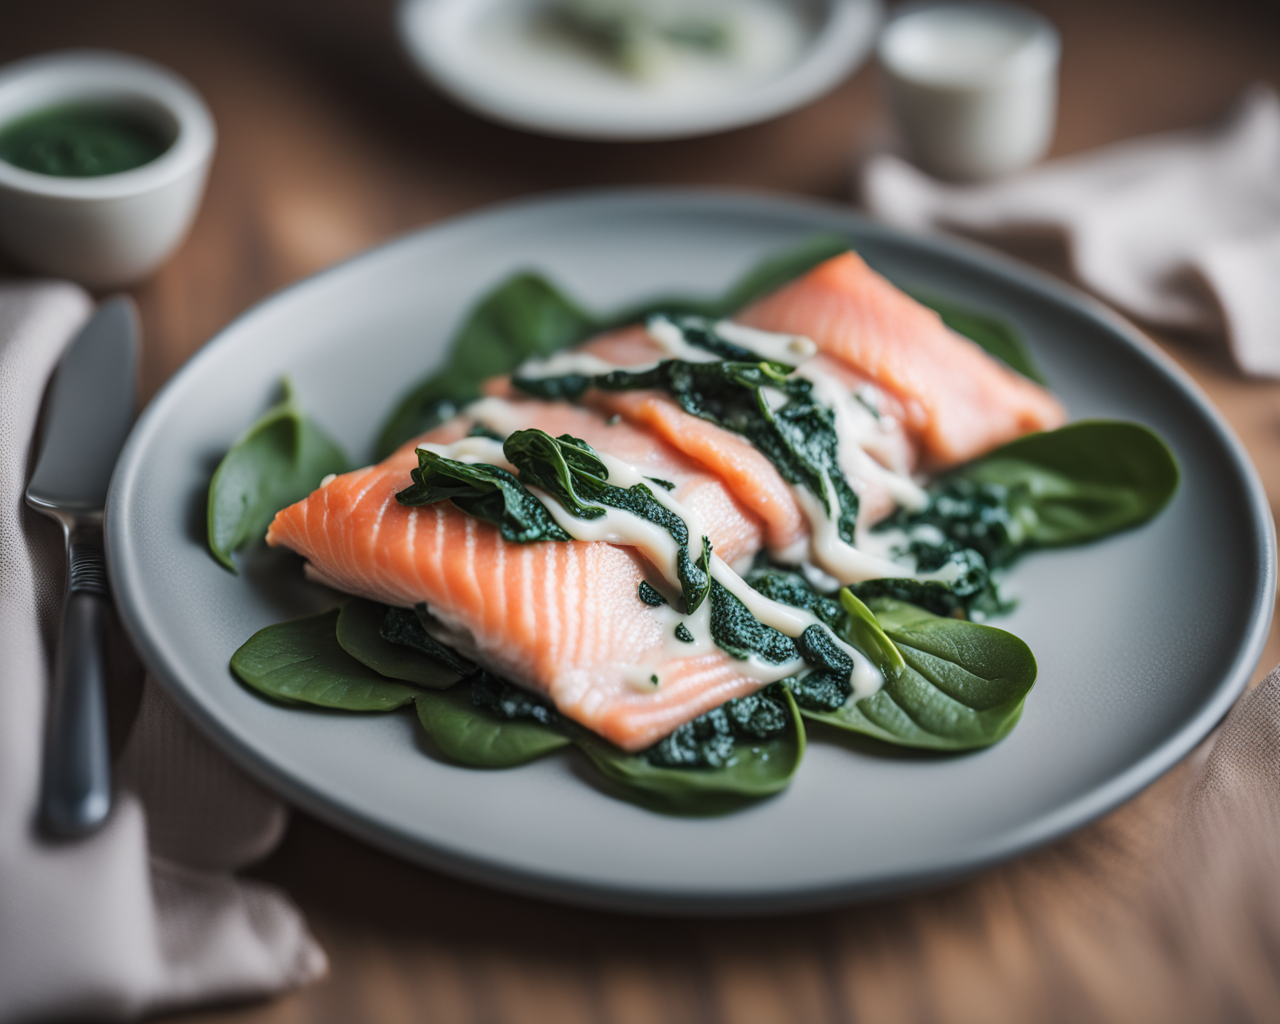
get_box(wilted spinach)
[395,446,571,543]
[575,686,807,814]
[518,354,864,544]
[738,569,1035,748]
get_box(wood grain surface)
[4,1,1280,1021]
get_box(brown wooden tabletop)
[6,1,1280,1021]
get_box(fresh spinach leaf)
[377,274,598,457]
[335,599,465,688]
[803,597,1037,750]
[575,687,806,814]
[839,590,905,680]
[207,380,349,573]
[231,609,421,710]
[959,420,1179,548]
[415,680,572,768]
[395,446,571,543]
[912,292,1048,386]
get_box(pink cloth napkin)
[862,86,1280,376]
[0,282,325,1023]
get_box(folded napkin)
[862,86,1280,376]
[0,283,325,1024]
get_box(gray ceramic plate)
[107,190,1275,914]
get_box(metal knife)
[25,297,139,838]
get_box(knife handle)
[40,541,112,838]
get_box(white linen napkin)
[862,85,1280,376]
[0,282,326,1024]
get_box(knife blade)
[26,297,138,837]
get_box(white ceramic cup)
[878,2,1059,181]
[0,50,216,288]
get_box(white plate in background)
[396,0,881,140]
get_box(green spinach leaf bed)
[215,238,1179,814]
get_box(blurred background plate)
[396,0,882,140]
[107,189,1274,914]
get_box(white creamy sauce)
[707,554,881,700]
[644,316,720,363]
[714,319,816,362]
[514,349,657,381]
[647,315,817,366]
[796,366,928,513]
[466,396,537,437]
[417,435,514,471]
[800,560,842,593]
[759,385,790,412]
[854,522,964,585]
[793,483,914,584]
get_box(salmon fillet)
[267,407,777,751]
[738,251,1067,466]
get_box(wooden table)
[6,1,1280,1020]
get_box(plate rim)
[394,0,882,141]
[106,186,1277,915]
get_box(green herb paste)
[0,103,171,177]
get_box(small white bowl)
[878,2,1059,180]
[0,50,216,288]
[397,0,882,141]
